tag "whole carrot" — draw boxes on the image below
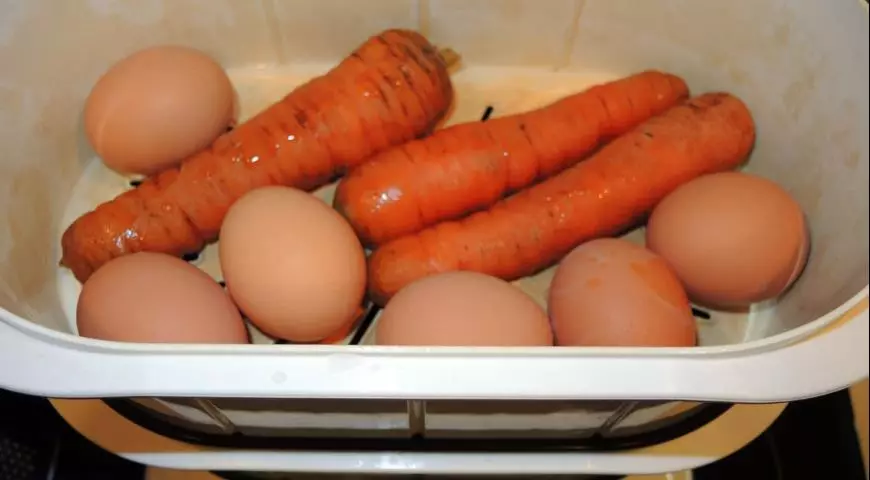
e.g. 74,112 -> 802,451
334,70 -> 689,247
368,92 -> 756,305
60,29 -> 455,284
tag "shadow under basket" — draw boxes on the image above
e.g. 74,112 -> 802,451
0,0 -> 867,466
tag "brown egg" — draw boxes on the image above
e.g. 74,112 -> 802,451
645,171 -> 809,309
375,271 -> 553,347
548,238 -> 697,347
84,45 -> 235,176
76,252 -> 248,344
219,186 -> 367,343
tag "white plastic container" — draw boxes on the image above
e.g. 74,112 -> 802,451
0,0 -> 868,475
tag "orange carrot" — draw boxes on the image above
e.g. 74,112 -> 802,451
60,29 -> 454,284
334,70 -> 689,247
368,92 -> 756,305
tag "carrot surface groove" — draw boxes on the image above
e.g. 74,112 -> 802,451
367,92 -> 757,305
334,70 -> 690,247
60,29 -> 455,283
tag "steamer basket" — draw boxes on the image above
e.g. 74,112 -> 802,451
0,0 -> 868,475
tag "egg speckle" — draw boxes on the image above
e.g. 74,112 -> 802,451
548,238 -> 697,347
645,171 -> 809,309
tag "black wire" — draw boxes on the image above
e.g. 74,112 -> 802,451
349,304 -> 381,345
481,105 -> 494,121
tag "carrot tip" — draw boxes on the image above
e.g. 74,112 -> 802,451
437,47 -> 462,70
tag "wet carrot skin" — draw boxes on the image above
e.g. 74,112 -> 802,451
61,29 -> 454,283
368,92 -> 757,306
334,70 -> 690,247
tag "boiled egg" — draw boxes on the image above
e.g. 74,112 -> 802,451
84,45 -> 235,176
375,271 -> 553,346
218,186 -> 367,343
76,252 -> 248,344
645,171 -> 809,309
548,238 -> 697,347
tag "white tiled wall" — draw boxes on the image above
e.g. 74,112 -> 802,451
425,0 -> 580,67
0,1 -> 594,74
265,0 -> 419,63
4,0 -> 847,97
261,0 -> 586,67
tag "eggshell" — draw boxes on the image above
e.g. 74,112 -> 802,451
645,171 -> 809,309
84,45 -> 235,176
548,238 -> 697,347
76,252 -> 248,344
219,186 -> 366,342
375,271 -> 553,347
